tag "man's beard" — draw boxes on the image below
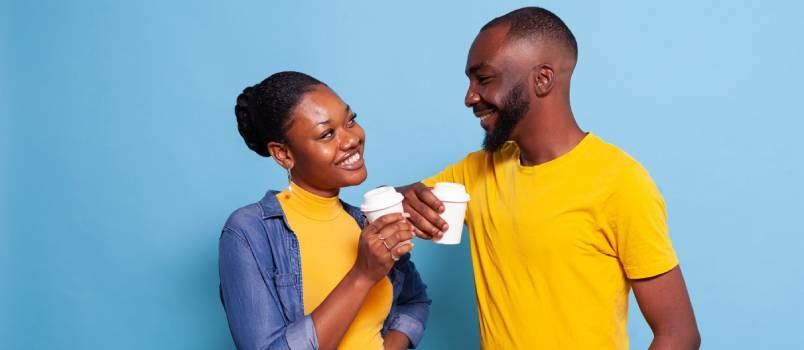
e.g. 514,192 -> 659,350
482,82 -> 530,152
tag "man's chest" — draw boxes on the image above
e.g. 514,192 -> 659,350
465,184 -> 616,260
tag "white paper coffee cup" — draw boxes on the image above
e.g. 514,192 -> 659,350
360,186 -> 405,222
431,182 -> 470,245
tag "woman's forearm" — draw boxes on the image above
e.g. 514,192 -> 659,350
310,268 -> 375,350
383,330 -> 411,350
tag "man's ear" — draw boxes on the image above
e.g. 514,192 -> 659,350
531,64 -> 555,97
268,141 -> 294,170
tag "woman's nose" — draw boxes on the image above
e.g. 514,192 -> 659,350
340,128 -> 360,150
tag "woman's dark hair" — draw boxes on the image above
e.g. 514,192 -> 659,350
235,71 -> 325,157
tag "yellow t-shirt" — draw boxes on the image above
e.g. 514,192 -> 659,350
277,183 -> 392,350
423,133 -> 678,349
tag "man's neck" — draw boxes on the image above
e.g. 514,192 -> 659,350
514,107 -> 585,167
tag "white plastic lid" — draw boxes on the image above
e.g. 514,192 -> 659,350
360,186 -> 404,212
432,182 -> 470,203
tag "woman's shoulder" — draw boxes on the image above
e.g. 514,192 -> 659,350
222,190 -> 283,237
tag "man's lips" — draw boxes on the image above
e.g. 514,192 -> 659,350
475,109 -> 497,130
335,150 -> 364,170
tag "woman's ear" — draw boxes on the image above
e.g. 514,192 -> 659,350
268,141 -> 294,170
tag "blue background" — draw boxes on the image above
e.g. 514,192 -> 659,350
3,1 -> 802,349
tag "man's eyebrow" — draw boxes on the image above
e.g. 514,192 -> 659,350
466,62 -> 489,76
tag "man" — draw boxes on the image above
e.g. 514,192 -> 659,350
401,7 -> 700,349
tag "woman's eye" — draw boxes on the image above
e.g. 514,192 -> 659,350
321,129 -> 334,139
347,113 -> 358,126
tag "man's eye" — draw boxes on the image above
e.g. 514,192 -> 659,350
321,129 -> 334,139
478,76 -> 491,84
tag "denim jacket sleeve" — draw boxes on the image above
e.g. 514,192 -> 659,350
219,227 -> 318,350
386,255 -> 432,348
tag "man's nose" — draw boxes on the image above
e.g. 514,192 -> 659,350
465,87 -> 480,108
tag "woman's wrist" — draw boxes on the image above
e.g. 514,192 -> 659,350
346,266 -> 377,291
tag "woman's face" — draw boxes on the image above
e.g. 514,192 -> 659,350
279,85 -> 367,196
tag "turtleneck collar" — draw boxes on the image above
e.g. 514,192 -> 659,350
278,182 -> 343,221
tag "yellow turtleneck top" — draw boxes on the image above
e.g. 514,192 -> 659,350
277,182 -> 392,350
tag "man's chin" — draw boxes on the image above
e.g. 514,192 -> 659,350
482,131 -> 507,152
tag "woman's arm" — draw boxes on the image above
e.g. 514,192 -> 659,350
220,227 -> 305,350
384,255 -> 432,349
312,213 -> 415,350
383,330 -> 412,350
221,214 -> 414,350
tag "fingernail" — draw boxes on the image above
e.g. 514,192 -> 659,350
402,212 -> 411,218
439,206 -> 445,212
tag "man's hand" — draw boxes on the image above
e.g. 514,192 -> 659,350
632,265 -> 701,350
398,182 -> 448,240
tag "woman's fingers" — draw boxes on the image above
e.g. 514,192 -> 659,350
377,221 -> 414,248
363,212 -> 405,236
391,240 -> 414,261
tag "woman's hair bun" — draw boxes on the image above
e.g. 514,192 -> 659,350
233,71 -> 325,157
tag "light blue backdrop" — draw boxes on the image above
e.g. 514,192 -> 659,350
3,1 -> 802,349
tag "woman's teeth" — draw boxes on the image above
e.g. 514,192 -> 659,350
341,152 -> 361,165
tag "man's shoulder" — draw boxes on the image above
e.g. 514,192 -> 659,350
589,134 -> 641,167
587,135 -> 658,190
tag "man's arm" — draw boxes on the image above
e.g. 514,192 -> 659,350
631,266 -> 701,350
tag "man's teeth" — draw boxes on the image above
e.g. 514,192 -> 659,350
479,112 -> 493,121
341,153 -> 361,166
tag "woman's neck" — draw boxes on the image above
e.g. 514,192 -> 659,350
291,178 -> 340,198
282,182 -> 342,221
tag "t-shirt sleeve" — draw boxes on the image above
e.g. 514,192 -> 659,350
421,152 -> 476,188
609,164 -> 679,279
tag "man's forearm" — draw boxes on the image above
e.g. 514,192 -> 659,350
649,331 -> 701,350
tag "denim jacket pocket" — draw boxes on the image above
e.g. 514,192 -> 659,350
271,272 -> 301,322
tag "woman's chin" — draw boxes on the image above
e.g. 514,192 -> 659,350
338,168 -> 368,188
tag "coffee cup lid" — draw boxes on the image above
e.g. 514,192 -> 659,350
432,182 -> 470,202
360,186 -> 404,212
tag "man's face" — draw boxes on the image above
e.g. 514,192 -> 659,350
464,25 -> 532,152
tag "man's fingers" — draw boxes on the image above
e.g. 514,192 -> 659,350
403,205 -> 438,239
404,194 -> 447,236
417,187 -> 446,213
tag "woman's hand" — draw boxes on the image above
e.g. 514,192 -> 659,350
352,213 -> 415,284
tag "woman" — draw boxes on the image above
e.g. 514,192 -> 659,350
219,71 -> 430,350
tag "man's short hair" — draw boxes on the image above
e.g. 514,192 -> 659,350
482,7 -> 578,59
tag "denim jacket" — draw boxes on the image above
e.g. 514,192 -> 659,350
219,190 -> 431,350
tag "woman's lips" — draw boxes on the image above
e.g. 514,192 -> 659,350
336,151 -> 364,170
